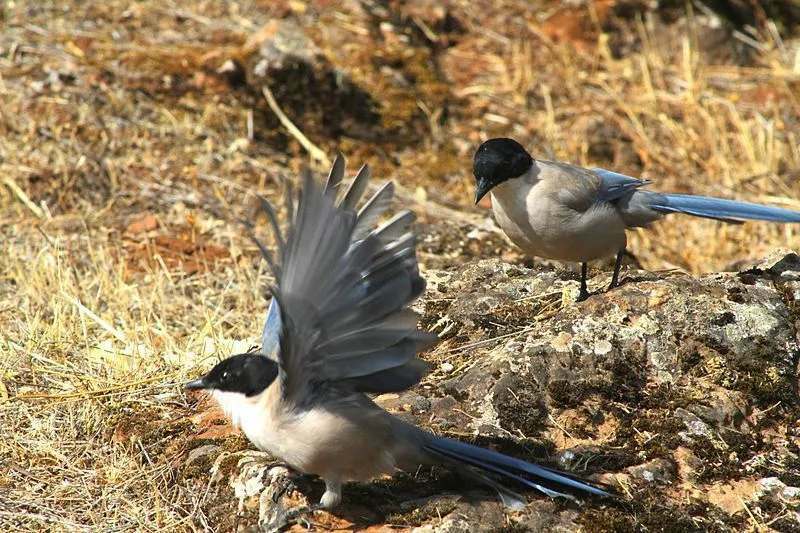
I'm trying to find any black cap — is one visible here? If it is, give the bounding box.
[185,353,278,397]
[473,138,533,204]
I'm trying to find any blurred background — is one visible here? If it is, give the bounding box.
[3,1,800,272]
[2,1,800,530]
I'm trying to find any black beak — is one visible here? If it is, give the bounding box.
[474,177,492,204]
[185,377,208,390]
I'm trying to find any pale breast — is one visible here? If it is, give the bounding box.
[279,407,397,481]
[215,385,398,483]
[490,166,627,262]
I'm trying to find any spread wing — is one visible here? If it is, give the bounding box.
[251,167,435,406]
[260,156,396,359]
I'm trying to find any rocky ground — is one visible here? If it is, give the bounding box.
[179,251,800,532]
[2,1,800,531]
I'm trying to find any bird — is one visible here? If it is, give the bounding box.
[473,137,800,301]
[186,156,612,511]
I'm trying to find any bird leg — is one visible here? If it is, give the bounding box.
[282,489,336,530]
[608,249,625,290]
[319,479,342,509]
[276,477,341,527]
[577,262,590,301]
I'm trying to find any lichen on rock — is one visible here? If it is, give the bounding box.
[187,253,800,531]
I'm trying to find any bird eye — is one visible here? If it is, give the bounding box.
[222,371,230,381]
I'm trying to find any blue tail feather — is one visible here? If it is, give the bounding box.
[650,194,800,223]
[425,436,612,500]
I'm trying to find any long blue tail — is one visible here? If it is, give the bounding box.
[648,193,800,224]
[425,436,612,501]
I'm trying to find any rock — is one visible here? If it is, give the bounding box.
[232,456,274,504]
[626,458,676,485]
[705,478,763,515]
[184,444,220,469]
[757,476,800,501]
[431,395,458,418]
[239,19,381,141]
[375,391,431,415]
[244,20,319,70]
[673,446,703,484]
[186,253,800,531]
[675,407,716,442]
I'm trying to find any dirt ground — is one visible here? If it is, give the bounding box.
[1,1,799,531]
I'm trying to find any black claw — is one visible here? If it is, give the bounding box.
[283,505,315,528]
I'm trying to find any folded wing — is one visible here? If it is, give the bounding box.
[591,167,651,203]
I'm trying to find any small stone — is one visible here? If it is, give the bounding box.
[593,339,613,355]
[757,477,800,500]
[675,408,714,439]
[125,213,158,235]
[627,458,675,485]
[185,444,220,468]
[432,395,458,417]
[232,455,274,503]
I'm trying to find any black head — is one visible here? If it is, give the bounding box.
[185,353,278,397]
[473,138,534,204]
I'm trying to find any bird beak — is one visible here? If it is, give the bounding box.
[184,377,208,390]
[474,177,492,205]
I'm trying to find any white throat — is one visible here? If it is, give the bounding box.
[491,167,537,203]
[489,173,534,225]
[208,387,318,473]
[212,390,267,434]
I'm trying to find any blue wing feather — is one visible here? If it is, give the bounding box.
[591,167,651,203]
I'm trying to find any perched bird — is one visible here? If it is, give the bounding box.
[473,137,800,300]
[186,157,612,510]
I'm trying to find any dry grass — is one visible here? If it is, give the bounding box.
[2,0,800,530]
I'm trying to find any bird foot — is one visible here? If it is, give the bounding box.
[576,289,591,302]
[282,504,322,529]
